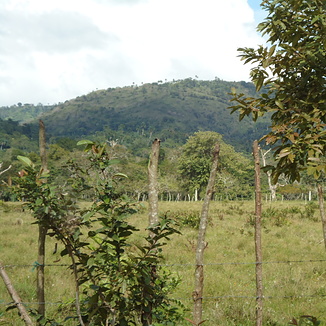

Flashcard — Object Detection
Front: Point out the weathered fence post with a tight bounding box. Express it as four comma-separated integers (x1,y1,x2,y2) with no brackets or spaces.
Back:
192,143,220,326
317,184,326,250
253,140,263,326
148,138,160,229
143,138,161,325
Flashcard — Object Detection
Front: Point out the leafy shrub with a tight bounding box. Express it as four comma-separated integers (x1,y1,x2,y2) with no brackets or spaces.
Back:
169,209,206,229
287,206,301,215
226,204,245,215
289,315,321,326
299,202,319,222
262,207,291,227
15,141,185,326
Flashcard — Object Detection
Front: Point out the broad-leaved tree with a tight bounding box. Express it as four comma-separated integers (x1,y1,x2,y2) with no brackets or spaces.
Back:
230,0,326,183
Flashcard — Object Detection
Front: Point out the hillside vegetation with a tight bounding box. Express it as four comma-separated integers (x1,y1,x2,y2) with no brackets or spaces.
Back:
19,78,269,153
0,103,54,123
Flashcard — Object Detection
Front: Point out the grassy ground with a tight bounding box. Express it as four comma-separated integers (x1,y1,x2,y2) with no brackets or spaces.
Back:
0,200,325,325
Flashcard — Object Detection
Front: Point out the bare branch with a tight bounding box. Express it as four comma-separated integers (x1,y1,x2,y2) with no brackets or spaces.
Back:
0,164,12,176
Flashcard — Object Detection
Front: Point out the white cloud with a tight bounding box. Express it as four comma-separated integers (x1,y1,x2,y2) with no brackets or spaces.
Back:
0,0,265,106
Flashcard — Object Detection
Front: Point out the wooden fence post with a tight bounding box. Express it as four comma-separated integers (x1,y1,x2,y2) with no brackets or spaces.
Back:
253,140,263,326
317,184,326,250
148,138,160,229
143,138,161,325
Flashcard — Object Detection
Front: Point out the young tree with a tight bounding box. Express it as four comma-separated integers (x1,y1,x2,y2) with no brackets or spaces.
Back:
15,141,184,325
177,132,219,198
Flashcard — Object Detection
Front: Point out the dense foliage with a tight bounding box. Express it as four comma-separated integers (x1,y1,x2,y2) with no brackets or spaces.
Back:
177,131,253,199
230,0,326,183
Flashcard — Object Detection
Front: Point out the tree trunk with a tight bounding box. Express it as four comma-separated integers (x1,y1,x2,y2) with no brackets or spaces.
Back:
0,263,34,326
193,143,220,326
253,140,263,326
317,184,326,250
38,120,47,319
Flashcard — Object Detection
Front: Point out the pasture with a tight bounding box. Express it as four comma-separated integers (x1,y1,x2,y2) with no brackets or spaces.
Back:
0,200,325,325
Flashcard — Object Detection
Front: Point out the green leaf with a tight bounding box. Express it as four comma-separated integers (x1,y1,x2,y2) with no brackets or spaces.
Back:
17,155,34,167
107,159,120,166
82,211,94,222
113,172,128,179
255,75,264,91
77,140,94,146
35,197,43,206
278,148,291,158
89,284,100,291
268,44,276,56
87,257,95,267
275,100,284,109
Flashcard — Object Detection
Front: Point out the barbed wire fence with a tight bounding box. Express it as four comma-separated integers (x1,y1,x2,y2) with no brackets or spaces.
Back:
1,259,325,306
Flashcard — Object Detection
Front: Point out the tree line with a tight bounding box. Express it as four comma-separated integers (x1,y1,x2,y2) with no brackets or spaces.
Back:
1,130,321,203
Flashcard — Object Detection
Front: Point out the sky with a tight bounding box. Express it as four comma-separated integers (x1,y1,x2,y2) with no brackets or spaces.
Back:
0,0,267,106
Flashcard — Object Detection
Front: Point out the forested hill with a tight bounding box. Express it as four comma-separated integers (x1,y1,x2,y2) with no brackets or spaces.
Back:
1,78,270,152
0,103,54,123
36,78,270,152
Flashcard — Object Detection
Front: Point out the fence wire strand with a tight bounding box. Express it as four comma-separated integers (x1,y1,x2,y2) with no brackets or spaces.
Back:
2,258,326,269
1,293,326,306
1,259,325,306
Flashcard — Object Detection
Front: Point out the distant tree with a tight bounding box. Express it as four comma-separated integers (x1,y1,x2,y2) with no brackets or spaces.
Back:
54,137,79,151
177,131,252,199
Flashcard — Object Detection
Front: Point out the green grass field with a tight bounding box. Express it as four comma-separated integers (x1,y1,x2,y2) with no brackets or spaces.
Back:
1,200,325,325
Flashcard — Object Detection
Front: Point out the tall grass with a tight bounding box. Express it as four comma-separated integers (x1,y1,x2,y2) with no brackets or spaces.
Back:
1,200,325,325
